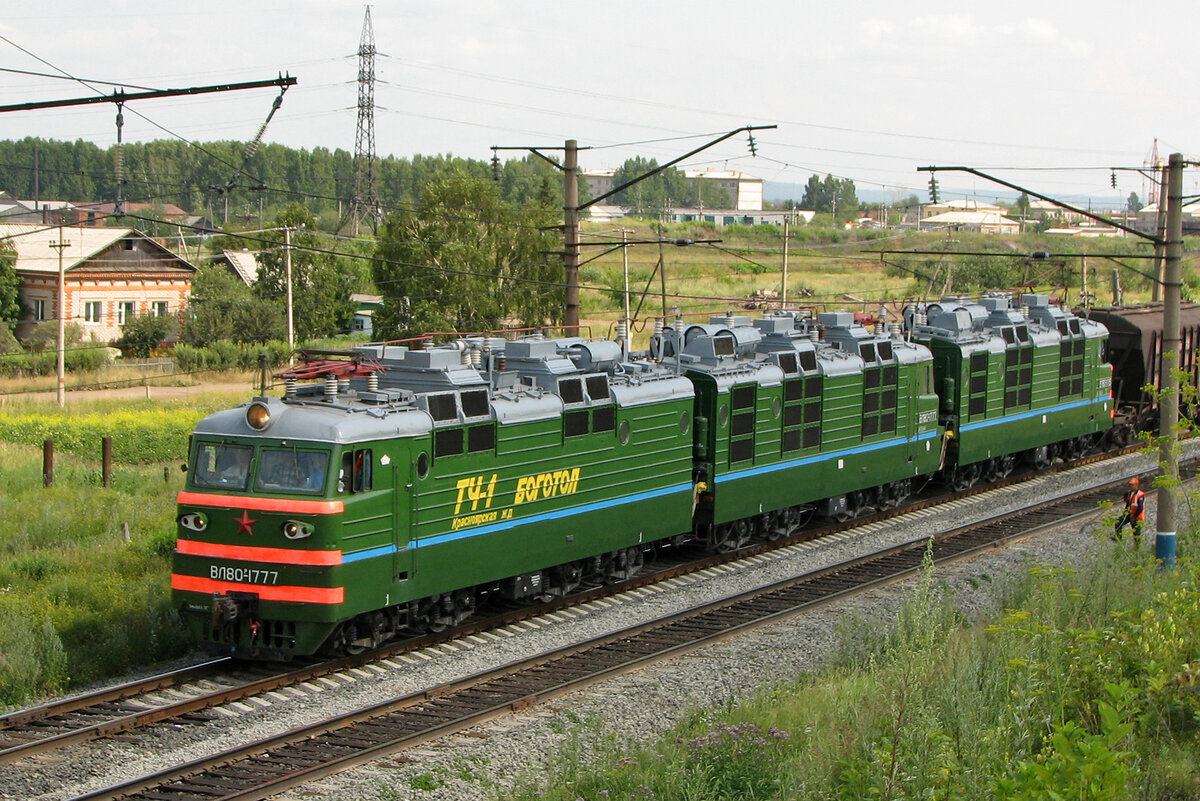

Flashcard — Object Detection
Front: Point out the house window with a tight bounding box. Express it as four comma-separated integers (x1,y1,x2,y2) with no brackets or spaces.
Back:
153,301,168,317
118,301,136,325
83,301,103,324
33,299,46,321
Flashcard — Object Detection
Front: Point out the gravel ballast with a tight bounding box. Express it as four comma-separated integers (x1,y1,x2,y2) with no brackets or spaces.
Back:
3,445,1190,801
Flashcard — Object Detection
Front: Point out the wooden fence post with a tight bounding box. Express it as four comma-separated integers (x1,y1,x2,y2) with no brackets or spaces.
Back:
102,437,112,487
42,439,53,487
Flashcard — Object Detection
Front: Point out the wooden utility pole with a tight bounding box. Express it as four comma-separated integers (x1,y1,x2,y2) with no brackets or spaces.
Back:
50,228,69,408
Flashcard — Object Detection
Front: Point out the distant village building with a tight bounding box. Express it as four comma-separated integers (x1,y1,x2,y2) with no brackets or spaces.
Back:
1135,201,1200,234
2,223,196,342
0,193,76,226
665,209,814,227
904,198,1006,224
914,210,1021,235
0,193,214,232
1026,199,1087,224
582,167,765,212
351,293,382,337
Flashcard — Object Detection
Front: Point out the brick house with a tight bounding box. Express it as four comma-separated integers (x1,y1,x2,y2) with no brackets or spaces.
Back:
2,223,197,343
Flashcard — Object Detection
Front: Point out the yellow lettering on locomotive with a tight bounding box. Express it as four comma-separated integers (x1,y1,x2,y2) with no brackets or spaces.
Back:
454,473,498,515
453,467,583,531
513,466,581,505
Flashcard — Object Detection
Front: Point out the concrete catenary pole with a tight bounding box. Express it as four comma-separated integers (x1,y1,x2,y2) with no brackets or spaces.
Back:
563,139,580,333
285,226,295,353
1156,152,1184,567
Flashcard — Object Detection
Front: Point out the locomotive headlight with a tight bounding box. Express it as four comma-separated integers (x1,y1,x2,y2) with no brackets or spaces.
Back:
282,520,314,540
179,512,208,532
246,402,272,430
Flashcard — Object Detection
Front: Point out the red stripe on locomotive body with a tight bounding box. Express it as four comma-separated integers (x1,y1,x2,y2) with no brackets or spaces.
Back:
175,538,343,566
177,491,344,515
170,574,345,604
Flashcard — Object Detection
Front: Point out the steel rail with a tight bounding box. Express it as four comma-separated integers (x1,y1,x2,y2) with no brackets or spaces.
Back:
69,476,1139,801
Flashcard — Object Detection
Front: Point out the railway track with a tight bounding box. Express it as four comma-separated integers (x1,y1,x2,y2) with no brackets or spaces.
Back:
0,444,1150,771
66,475,1132,801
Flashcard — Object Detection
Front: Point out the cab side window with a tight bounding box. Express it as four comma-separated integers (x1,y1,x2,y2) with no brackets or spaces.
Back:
339,448,373,494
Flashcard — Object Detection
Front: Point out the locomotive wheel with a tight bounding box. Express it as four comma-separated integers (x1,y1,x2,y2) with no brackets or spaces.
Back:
546,561,584,597
950,464,980,491
710,520,750,552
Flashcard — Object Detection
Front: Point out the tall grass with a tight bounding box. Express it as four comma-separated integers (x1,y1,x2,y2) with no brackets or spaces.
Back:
501,528,1200,800
0,442,191,707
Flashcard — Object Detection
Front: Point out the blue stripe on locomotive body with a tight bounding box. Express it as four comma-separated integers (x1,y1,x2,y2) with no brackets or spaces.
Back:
904,292,1112,469
958,394,1111,432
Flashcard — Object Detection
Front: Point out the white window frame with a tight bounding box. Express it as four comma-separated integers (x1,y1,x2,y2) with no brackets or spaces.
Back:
83,300,103,324
153,301,169,317
33,299,46,321
118,301,136,325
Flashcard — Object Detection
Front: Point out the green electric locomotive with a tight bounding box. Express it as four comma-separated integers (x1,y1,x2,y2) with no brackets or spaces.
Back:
172,296,1109,660
173,338,696,659
903,293,1112,489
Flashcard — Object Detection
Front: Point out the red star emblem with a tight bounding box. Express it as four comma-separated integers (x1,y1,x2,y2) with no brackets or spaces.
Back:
235,510,257,536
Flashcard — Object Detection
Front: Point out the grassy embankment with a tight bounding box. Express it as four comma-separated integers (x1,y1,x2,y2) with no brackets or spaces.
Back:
489,513,1200,800
0,390,252,707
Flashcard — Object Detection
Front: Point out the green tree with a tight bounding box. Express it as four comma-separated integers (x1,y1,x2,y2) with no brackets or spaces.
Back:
1012,192,1032,218
800,174,858,220
612,157,690,217
116,312,176,357
181,264,285,346
0,241,21,333
254,204,356,339
372,174,560,338
1127,192,1143,213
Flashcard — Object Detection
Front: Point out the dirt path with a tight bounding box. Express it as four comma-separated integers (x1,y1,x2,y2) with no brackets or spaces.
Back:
5,382,258,405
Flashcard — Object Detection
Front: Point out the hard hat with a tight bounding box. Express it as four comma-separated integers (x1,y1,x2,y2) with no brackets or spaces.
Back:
1129,477,1140,487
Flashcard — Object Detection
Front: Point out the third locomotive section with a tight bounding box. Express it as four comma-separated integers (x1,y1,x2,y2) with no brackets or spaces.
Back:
171,293,1112,660
904,293,1113,490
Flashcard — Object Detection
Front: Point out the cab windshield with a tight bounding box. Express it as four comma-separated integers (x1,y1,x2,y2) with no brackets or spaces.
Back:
257,449,329,493
192,443,253,490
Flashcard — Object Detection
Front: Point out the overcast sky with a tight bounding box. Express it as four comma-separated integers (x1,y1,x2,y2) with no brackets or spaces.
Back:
0,2,1194,206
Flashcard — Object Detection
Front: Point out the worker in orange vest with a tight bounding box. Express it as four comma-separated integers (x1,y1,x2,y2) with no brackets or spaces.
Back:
1114,477,1146,546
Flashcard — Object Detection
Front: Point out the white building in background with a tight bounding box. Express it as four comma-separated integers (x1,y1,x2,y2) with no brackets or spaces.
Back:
904,198,1006,224
581,167,765,212
916,210,1021,235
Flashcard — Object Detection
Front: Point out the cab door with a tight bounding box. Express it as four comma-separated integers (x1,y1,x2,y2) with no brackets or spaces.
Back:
393,447,416,584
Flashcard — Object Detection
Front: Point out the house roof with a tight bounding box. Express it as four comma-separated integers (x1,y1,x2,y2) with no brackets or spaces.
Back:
89,201,189,217
921,211,1018,225
681,168,761,181
0,223,192,274
221,249,260,285
928,198,1004,212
